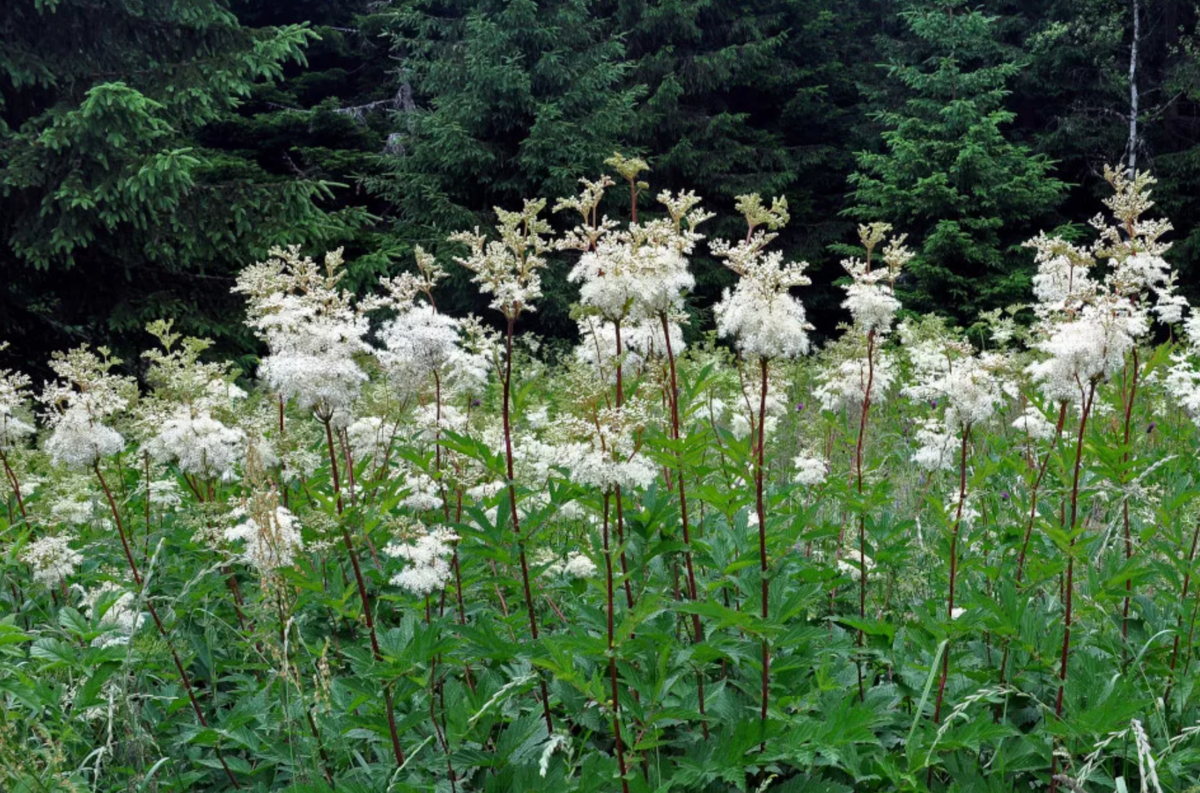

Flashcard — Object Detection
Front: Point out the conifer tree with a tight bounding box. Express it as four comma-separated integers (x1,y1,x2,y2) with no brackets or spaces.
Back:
848,0,1065,319
370,0,641,335
0,0,363,369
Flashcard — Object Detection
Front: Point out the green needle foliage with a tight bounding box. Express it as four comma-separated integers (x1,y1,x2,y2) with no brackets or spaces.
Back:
0,0,369,372
847,0,1065,320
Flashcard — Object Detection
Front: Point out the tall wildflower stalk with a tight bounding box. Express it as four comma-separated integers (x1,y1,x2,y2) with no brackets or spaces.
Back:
1020,176,1159,789
39,346,244,788
1048,380,1097,793
558,165,716,736
713,194,811,736
452,199,556,734
233,247,406,767
816,223,909,699
902,328,1007,731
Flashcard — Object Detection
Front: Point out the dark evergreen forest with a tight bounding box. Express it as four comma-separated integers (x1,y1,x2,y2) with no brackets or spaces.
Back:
3,0,1197,370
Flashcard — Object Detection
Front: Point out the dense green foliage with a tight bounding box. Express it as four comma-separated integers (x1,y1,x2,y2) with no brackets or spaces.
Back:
847,0,1065,316
3,168,1200,790
0,0,376,371
6,0,1200,365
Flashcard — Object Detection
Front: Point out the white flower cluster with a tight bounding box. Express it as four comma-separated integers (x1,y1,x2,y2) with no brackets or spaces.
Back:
234,246,370,423
450,200,553,318
1024,167,1183,405
50,490,99,525
347,416,393,472
377,304,488,399
1011,404,1058,441
815,347,897,413
386,526,458,597
558,177,710,320
147,479,184,510
574,316,683,382
1027,301,1142,403
0,343,35,450
82,582,145,648
39,347,136,469
539,550,598,580
713,239,812,361
838,223,911,336
792,454,828,486
20,534,82,587
724,380,788,441
224,504,304,571
711,194,811,360
904,344,1008,432
560,401,657,492
145,409,245,481
1165,315,1200,423
901,329,1008,470
910,419,958,472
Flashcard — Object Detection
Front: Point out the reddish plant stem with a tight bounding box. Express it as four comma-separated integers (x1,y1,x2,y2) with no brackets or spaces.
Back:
613,319,635,610
853,329,876,702
756,358,770,734
933,425,972,726
1014,403,1069,585
1120,349,1140,648
660,313,707,737
1049,381,1098,793
324,419,406,768
502,316,554,735
1,449,27,521
997,401,1069,695
142,452,152,564
93,463,242,789
603,493,631,793
1183,579,1200,679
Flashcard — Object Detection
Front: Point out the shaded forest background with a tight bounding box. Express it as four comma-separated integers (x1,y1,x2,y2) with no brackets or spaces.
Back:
3,0,1198,373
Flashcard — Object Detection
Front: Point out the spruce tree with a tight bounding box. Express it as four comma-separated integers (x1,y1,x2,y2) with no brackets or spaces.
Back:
615,0,878,326
0,0,361,369
370,0,641,336
848,0,1064,319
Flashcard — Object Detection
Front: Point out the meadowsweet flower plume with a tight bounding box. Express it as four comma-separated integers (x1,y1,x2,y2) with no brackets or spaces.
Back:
20,534,82,587
386,523,459,597
450,200,553,320
815,224,911,412
712,194,812,361
39,346,136,469
233,245,370,425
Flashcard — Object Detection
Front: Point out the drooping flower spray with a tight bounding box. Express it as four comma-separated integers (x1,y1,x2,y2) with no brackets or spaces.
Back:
713,194,812,735
451,199,556,734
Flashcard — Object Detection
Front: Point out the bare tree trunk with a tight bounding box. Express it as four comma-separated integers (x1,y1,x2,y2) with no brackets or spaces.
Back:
1127,0,1140,176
